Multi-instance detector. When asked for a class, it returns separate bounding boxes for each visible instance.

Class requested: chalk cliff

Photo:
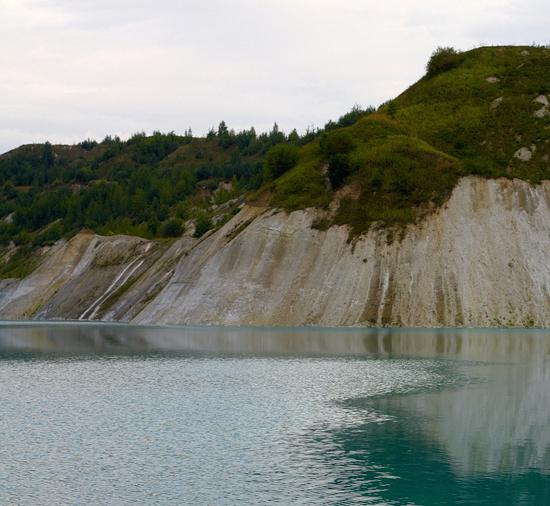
[0,176,549,327]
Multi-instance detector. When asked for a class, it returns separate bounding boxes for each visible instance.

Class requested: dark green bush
[328,154,352,188]
[159,218,183,237]
[426,47,462,77]
[78,139,98,150]
[320,130,356,158]
[324,104,374,131]
[387,100,397,118]
[193,214,213,238]
[265,144,300,179]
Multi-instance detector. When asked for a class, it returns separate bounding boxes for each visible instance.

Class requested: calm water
[1,323,550,505]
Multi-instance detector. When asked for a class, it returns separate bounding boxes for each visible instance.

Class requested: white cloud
[1,0,549,153]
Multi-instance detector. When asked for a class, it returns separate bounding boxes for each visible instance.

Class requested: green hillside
[0,125,301,244]
[0,45,549,276]
[266,45,550,235]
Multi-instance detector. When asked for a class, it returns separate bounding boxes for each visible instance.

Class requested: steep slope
[131,177,550,327]
[0,232,161,320]
[0,176,548,327]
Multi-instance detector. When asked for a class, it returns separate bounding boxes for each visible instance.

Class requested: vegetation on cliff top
[0,124,293,247]
[0,45,549,263]
[266,45,550,235]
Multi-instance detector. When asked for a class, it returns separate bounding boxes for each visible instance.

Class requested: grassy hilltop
[0,45,549,276]
[267,45,550,235]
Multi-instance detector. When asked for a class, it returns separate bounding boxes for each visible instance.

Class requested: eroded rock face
[0,232,161,320]
[130,177,550,327]
[0,177,549,327]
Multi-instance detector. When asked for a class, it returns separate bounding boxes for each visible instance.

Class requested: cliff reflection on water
[1,322,550,504]
[1,321,550,360]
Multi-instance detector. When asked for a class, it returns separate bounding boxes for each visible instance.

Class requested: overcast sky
[1,0,549,154]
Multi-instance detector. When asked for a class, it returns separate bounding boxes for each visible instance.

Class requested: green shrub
[159,218,183,237]
[426,47,462,77]
[327,154,352,188]
[193,214,213,238]
[271,161,331,210]
[320,130,356,158]
[265,144,300,179]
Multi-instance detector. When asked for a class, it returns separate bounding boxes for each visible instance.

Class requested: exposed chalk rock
[514,147,533,162]
[534,95,550,118]
[490,96,503,109]
[1,177,549,328]
[131,177,550,328]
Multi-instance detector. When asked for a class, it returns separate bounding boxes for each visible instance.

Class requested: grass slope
[268,45,550,236]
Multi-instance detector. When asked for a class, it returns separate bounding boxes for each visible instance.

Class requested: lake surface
[1,323,550,505]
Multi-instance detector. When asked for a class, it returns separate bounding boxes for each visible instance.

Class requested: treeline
[0,105,373,246]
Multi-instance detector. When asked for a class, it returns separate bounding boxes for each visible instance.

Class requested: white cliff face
[132,177,550,327]
[0,232,158,320]
[0,176,549,327]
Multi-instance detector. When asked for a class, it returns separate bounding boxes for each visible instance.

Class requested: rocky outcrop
[0,232,161,320]
[0,176,549,327]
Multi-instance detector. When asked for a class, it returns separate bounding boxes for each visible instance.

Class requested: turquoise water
[1,324,550,504]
